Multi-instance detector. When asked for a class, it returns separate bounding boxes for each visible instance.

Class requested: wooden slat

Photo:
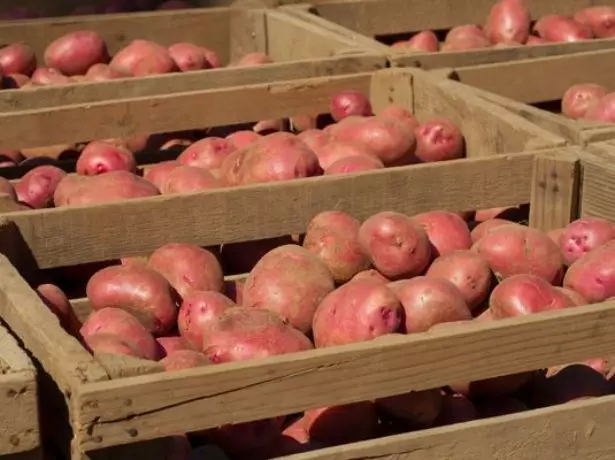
[578,142,615,221]
[269,395,615,460]
[74,300,615,449]
[6,153,536,269]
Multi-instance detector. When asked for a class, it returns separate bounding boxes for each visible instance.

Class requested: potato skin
[86,266,179,336]
[160,350,211,371]
[178,290,235,350]
[15,165,66,209]
[485,0,530,45]
[564,240,615,303]
[561,84,606,120]
[44,31,109,76]
[559,217,615,265]
[413,210,472,256]
[0,43,36,76]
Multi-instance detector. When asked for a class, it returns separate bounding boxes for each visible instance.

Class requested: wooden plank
[578,143,615,221]
[229,9,267,61]
[74,299,615,449]
[529,151,580,231]
[0,251,109,390]
[0,73,373,150]
[6,153,536,269]
[93,354,164,380]
[0,54,386,112]
[269,395,615,460]
[0,9,231,58]
[0,0,107,17]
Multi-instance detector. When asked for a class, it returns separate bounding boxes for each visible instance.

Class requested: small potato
[314,140,376,170]
[156,336,190,358]
[533,14,593,42]
[143,160,180,191]
[44,31,109,76]
[30,67,70,86]
[177,137,236,170]
[472,224,564,283]
[233,52,273,67]
[303,211,370,283]
[563,240,615,303]
[329,90,373,122]
[406,30,439,52]
[161,165,222,194]
[325,155,385,175]
[0,43,36,76]
[86,266,178,336]
[392,277,472,333]
[110,39,176,77]
[178,290,235,350]
[36,284,81,336]
[202,307,313,362]
[358,211,432,279]
[226,130,261,149]
[15,165,66,209]
[559,217,615,265]
[80,307,159,360]
[85,63,127,82]
[413,210,472,256]
[561,84,606,120]
[414,118,465,163]
[426,250,492,311]
[376,389,442,428]
[243,245,335,333]
[574,6,615,38]
[312,279,403,347]
[349,269,391,285]
[168,42,207,72]
[148,243,224,299]
[160,350,211,371]
[303,403,379,446]
[485,0,530,44]
[489,274,575,318]
[76,140,136,175]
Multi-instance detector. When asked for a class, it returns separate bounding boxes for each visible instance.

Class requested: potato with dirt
[243,245,335,333]
[358,211,432,279]
[564,240,615,303]
[303,211,370,284]
[559,217,615,265]
[177,137,236,170]
[86,266,178,336]
[178,290,236,350]
[201,307,313,363]
[561,84,606,119]
[414,118,465,163]
[312,278,403,347]
[148,243,224,299]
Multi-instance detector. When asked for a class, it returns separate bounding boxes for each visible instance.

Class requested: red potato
[86,266,178,336]
[80,307,159,360]
[303,403,379,446]
[143,161,180,191]
[378,105,420,132]
[485,0,530,44]
[413,210,472,256]
[414,118,464,163]
[574,6,615,38]
[219,148,248,186]
[30,67,70,86]
[44,31,109,76]
[177,137,236,170]
[85,63,126,82]
[350,269,391,284]
[554,287,587,306]
[76,140,136,176]
[148,243,223,299]
[533,15,593,42]
[243,245,335,333]
[325,155,385,175]
[441,35,492,51]
[564,240,615,303]
[201,307,313,363]
[358,211,432,279]
[178,290,235,350]
[36,284,81,336]
[559,217,615,265]
[0,43,36,76]
[329,91,373,122]
[110,40,176,77]
[297,129,331,152]
[393,277,471,333]
[314,140,376,170]
[585,92,615,123]
[156,336,190,358]
[234,52,273,67]
[526,35,547,44]
[561,84,607,120]
[489,274,575,319]
[472,224,564,283]
[406,30,439,52]
[160,350,211,371]
[376,389,442,428]
[15,165,66,209]
[226,130,261,149]
[168,43,207,72]
[331,116,416,166]
[434,393,478,426]
[471,218,519,244]
[445,25,487,44]
[54,171,160,206]
[161,165,222,194]
[426,250,492,311]
[312,279,403,347]
[303,211,370,283]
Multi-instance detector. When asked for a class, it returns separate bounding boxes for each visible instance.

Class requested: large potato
[563,240,615,303]
[44,31,109,76]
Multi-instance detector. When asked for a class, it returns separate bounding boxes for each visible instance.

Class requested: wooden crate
[279,0,615,70]
[0,7,385,110]
[0,322,40,460]
[444,48,615,145]
[3,143,615,459]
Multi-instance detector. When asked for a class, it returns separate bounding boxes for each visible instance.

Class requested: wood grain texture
[578,142,615,221]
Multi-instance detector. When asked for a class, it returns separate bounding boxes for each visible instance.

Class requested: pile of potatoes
[392,0,615,52]
[0,0,193,20]
[35,203,615,459]
[0,90,465,210]
[561,82,615,123]
[0,29,275,90]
